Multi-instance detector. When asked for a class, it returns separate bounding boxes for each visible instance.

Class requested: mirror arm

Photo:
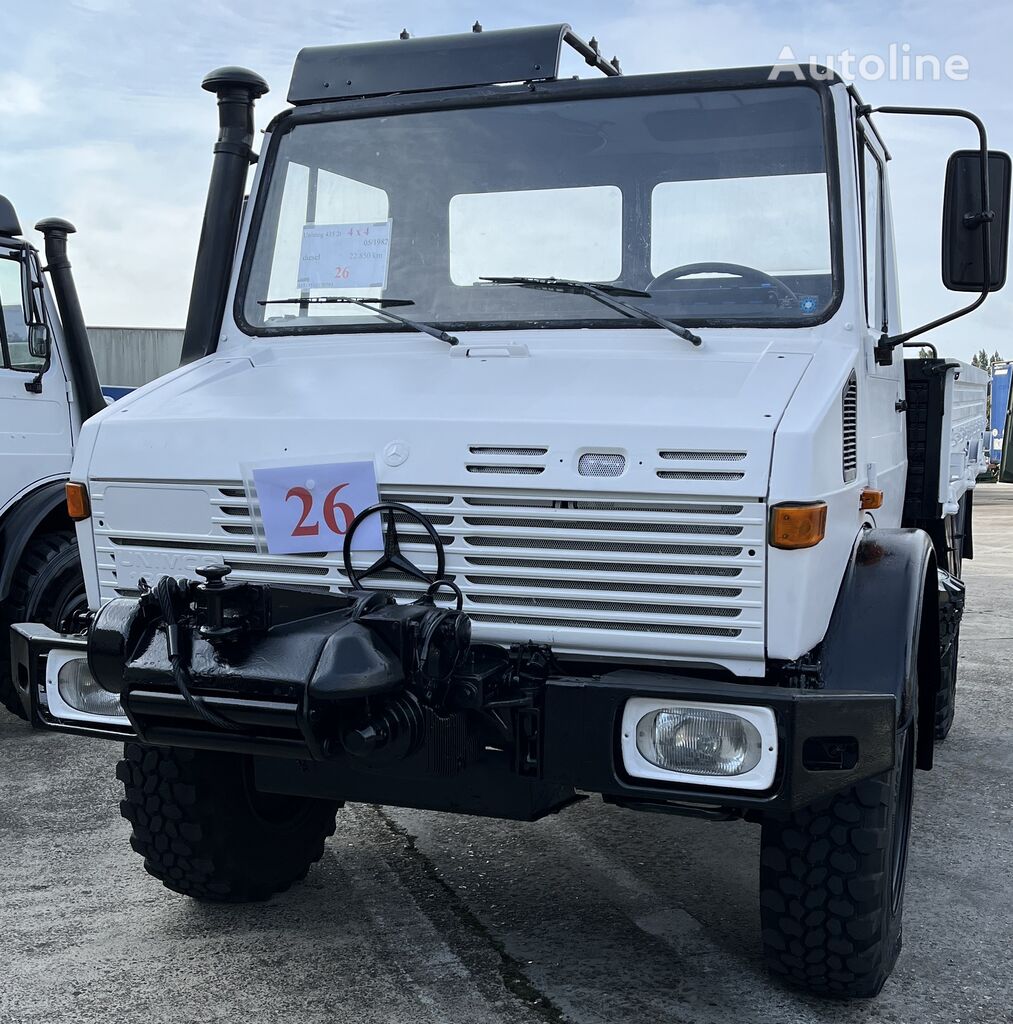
[857,104,993,365]
[873,286,991,364]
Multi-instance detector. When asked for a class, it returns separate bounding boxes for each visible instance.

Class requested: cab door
[0,245,73,517]
[855,109,907,523]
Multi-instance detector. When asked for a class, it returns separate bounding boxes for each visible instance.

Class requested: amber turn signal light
[66,482,90,521]
[860,488,884,510]
[769,501,827,550]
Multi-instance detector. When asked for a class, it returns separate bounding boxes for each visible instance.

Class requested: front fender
[821,528,940,769]
[0,480,70,603]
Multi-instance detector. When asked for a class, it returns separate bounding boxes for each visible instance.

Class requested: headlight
[45,651,129,725]
[57,659,125,717]
[621,697,777,790]
[636,707,762,776]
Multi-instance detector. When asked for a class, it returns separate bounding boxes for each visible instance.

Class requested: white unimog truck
[11,25,1007,998]
[0,198,103,717]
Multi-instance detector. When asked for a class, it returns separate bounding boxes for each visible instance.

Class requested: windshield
[240,84,838,335]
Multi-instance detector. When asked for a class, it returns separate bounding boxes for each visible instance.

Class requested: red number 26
[285,483,355,539]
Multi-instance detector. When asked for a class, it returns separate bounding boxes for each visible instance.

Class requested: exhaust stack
[35,218,105,421]
[180,66,269,366]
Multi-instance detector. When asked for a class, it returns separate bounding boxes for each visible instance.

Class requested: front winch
[81,503,550,780]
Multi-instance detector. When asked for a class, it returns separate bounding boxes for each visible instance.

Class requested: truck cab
[0,198,104,717]
[11,25,1008,998]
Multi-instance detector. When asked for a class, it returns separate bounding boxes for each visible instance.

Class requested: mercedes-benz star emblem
[363,510,430,583]
[343,502,446,589]
[383,440,409,467]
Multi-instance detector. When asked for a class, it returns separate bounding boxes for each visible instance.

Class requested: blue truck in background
[991,360,1011,476]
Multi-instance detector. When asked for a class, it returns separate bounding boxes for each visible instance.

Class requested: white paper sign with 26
[297,221,392,290]
[251,460,383,556]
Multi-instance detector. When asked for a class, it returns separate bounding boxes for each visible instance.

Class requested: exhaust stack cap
[35,217,77,237]
[201,66,269,99]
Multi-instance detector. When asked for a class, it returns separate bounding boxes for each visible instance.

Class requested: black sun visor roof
[287,23,620,105]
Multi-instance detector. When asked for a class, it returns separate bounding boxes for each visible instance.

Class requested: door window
[860,137,887,331]
[0,249,45,372]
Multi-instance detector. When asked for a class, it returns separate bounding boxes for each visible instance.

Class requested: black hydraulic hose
[150,576,239,732]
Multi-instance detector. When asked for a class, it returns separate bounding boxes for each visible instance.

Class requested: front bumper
[11,623,896,819]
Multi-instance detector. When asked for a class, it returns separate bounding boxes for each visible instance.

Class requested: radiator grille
[91,482,765,667]
[843,370,858,483]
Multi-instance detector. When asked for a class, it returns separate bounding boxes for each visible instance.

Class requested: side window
[0,249,45,372]
[860,137,886,331]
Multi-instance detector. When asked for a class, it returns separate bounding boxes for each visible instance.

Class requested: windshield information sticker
[297,221,392,290]
[250,459,383,555]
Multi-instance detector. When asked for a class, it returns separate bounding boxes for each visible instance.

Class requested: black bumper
[12,623,897,819]
[543,670,896,813]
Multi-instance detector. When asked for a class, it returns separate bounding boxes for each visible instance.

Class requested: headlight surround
[621,697,777,790]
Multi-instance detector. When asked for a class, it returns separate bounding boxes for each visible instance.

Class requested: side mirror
[942,149,1011,291]
[27,323,51,360]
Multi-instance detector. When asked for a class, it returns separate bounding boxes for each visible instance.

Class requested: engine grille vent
[658,470,745,481]
[466,444,547,476]
[843,371,858,483]
[467,464,544,475]
[655,448,747,482]
[659,450,746,462]
[468,446,548,456]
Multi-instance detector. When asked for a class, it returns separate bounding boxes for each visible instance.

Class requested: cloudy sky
[2,0,1010,362]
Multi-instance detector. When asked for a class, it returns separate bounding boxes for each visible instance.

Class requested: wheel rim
[55,586,89,632]
[26,554,87,633]
[890,727,915,912]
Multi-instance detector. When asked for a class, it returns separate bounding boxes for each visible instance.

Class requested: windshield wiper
[479,276,701,346]
[258,296,459,346]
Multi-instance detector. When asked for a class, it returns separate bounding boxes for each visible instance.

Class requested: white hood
[76,329,814,678]
[86,329,811,498]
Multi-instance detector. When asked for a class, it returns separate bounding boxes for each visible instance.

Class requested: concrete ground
[2,487,1011,1024]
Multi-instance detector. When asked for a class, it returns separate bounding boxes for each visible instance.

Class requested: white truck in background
[0,198,105,717]
[11,25,1005,999]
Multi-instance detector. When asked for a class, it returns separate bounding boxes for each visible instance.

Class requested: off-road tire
[759,721,916,998]
[0,532,86,719]
[117,743,340,902]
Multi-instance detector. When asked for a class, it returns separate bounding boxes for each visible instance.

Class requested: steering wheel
[342,501,446,589]
[648,262,800,307]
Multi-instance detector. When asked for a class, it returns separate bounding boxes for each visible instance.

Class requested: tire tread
[0,531,83,718]
[117,742,338,902]
[760,772,902,998]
